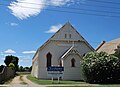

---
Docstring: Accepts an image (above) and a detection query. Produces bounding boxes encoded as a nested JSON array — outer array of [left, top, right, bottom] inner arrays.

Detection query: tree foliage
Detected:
[[19, 66, 24, 72], [18, 66, 32, 72], [9, 63, 15, 70], [114, 45, 120, 58], [0, 65, 5, 72], [4, 55, 19, 71], [82, 51, 120, 84], [114, 51, 120, 58]]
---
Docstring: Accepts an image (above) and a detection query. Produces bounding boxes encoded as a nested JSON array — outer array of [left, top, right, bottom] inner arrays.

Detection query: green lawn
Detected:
[[27, 75, 86, 85], [47, 85, 120, 87], [27, 75, 120, 87], [16, 72, 31, 75]]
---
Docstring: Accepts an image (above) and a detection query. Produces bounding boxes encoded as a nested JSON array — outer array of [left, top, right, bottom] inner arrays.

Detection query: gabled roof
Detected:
[[50, 22, 84, 41], [60, 43, 82, 60], [61, 45, 74, 59], [96, 38, 120, 54], [38, 22, 94, 50], [33, 22, 94, 60]]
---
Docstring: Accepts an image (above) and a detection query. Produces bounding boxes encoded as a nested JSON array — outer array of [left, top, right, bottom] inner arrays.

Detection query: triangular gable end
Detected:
[[50, 22, 85, 41], [39, 22, 94, 52], [33, 22, 94, 60], [60, 46, 82, 60]]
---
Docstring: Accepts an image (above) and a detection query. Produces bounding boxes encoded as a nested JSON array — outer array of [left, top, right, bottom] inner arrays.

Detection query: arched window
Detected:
[[69, 34, 71, 38], [46, 52, 52, 67], [59, 60, 62, 67], [71, 58, 75, 67], [65, 34, 67, 38]]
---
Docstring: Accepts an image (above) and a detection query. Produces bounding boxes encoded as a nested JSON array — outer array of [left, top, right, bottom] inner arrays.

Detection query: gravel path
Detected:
[[11, 76, 22, 84], [9, 75, 43, 87]]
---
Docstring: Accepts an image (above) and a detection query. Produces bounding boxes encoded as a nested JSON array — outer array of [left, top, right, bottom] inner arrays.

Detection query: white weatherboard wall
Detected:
[[31, 22, 94, 80], [63, 54, 83, 80], [31, 57, 39, 78], [38, 41, 73, 79]]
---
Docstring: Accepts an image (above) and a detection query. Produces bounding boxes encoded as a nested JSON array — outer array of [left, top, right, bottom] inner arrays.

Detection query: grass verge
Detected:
[[27, 75, 86, 85], [20, 82, 28, 85], [16, 72, 31, 75], [47, 85, 120, 87]]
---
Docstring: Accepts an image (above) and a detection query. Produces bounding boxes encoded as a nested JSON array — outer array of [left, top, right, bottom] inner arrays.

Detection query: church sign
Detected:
[[47, 66, 64, 78], [47, 66, 64, 71]]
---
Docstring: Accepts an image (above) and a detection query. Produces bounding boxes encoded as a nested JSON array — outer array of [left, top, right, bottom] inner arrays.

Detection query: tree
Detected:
[[24, 67, 30, 71], [18, 66, 32, 72], [9, 63, 15, 70], [0, 65, 5, 72], [4, 55, 19, 71], [19, 66, 24, 72], [4, 55, 13, 66], [113, 45, 120, 58], [29, 66, 32, 72], [82, 51, 120, 84]]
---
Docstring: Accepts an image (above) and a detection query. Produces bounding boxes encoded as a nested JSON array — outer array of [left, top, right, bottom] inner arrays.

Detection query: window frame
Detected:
[[46, 52, 52, 67], [71, 58, 75, 67]]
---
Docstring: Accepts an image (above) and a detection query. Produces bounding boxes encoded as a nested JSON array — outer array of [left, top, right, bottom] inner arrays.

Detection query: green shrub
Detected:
[[114, 51, 120, 58], [82, 51, 120, 84]]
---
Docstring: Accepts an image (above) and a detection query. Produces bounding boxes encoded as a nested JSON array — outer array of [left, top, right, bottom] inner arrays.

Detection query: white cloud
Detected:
[[0, 58, 5, 61], [4, 49, 16, 54], [45, 24, 62, 33], [10, 22, 18, 26], [0, 52, 4, 56], [20, 59, 30, 62], [8, 0, 46, 20], [19, 55, 31, 64], [8, 0, 76, 19], [48, 0, 73, 6], [18, 55, 31, 59], [22, 51, 36, 54], [5, 22, 18, 26], [0, 52, 11, 56]]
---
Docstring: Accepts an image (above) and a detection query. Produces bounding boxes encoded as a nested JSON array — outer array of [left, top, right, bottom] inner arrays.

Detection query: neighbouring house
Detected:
[[31, 22, 94, 80], [96, 38, 120, 54]]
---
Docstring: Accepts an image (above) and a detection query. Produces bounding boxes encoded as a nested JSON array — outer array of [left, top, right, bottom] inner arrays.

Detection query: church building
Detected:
[[31, 22, 94, 80]]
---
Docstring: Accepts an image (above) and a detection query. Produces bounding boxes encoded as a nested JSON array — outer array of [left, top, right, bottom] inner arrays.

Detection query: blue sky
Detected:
[[0, 0, 120, 67]]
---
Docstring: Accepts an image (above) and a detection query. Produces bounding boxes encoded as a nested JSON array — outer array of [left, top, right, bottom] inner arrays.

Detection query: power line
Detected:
[[8, 0, 120, 10], [1, 3, 120, 18], [5, 0, 120, 10], [5, 1, 120, 15], [79, 3, 120, 10], [87, 0, 120, 5], [45, 9, 120, 18], [14, 0, 120, 5], [57, 7, 120, 14]]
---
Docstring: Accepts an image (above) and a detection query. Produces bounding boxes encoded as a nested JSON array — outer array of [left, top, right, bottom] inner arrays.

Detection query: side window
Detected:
[[59, 60, 62, 67], [69, 34, 71, 38], [46, 52, 52, 67], [71, 58, 75, 67], [65, 34, 67, 38]]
